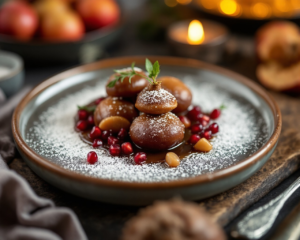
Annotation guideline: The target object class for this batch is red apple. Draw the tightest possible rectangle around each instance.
[76,0,120,30]
[256,21,300,67]
[40,11,84,41]
[0,1,38,40]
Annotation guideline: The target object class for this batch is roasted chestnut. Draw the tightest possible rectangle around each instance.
[106,68,149,97]
[158,76,192,113]
[94,97,138,126]
[135,83,177,115]
[122,199,226,240]
[130,112,185,151]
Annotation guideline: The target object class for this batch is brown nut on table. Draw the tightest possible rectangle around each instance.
[122,199,226,240]
[158,76,192,113]
[94,97,138,126]
[106,69,148,97]
[129,112,184,151]
[135,83,177,115]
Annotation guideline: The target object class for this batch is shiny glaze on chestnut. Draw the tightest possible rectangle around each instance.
[158,76,192,113]
[76,100,215,163]
[106,71,149,97]
[129,112,185,151]
[78,127,194,164]
[94,97,138,126]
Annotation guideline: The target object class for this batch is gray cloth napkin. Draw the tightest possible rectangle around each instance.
[0,88,87,240]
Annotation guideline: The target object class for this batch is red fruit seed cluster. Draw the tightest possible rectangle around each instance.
[83,104,222,165]
[183,106,222,145]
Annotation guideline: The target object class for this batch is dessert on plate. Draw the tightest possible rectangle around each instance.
[75,59,223,167]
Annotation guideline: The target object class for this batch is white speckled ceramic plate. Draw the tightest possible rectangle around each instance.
[12,56,281,205]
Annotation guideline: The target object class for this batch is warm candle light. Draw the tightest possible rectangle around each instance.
[187,20,205,45]
[220,0,237,15]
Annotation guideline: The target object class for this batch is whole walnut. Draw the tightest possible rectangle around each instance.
[122,199,226,240]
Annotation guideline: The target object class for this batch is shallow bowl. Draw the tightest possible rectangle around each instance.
[12,56,281,205]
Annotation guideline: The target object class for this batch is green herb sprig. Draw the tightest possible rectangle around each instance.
[220,104,226,110]
[77,105,96,112]
[107,58,160,88]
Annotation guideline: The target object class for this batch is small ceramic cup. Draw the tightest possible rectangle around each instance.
[0,50,24,97]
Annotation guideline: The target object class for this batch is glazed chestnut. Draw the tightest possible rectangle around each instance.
[130,112,185,151]
[94,97,138,126]
[158,76,192,113]
[135,83,177,115]
[106,68,149,97]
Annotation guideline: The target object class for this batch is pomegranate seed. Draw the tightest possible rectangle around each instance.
[190,134,201,145]
[209,123,219,134]
[118,128,128,140]
[210,109,221,120]
[95,97,105,105]
[87,115,94,126]
[134,152,147,165]
[90,126,102,139]
[191,124,203,134]
[179,116,191,128]
[108,136,119,145]
[197,114,210,123]
[187,106,202,121]
[109,144,121,156]
[87,151,98,164]
[201,130,212,140]
[101,130,110,141]
[121,142,133,155]
[76,120,88,131]
[78,110,88,120]
[92,139,103,148]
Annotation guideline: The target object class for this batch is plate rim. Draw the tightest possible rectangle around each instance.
[12,56,282,189]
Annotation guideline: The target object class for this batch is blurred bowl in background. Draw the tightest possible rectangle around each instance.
[0,20,125,65]
[0,50,23,97]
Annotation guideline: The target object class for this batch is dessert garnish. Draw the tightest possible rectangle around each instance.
[107,59,161,88]
[74,58,224,167]
[165,152,180,167]
[121,199,226,240]
[87,151,98,164]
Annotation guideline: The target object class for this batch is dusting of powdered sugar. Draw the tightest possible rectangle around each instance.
[25,76,269,183]
[138,87,176,106]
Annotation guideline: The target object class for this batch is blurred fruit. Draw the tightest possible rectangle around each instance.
[256,21,300,67]
[40,11,84,41]
[77,0,120,30]
[0,1,38,40]
[256,21,300,92]
[34,0,68,17]
[257,62,300,92]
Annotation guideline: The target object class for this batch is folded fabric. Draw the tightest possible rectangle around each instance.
[0,87,87,240]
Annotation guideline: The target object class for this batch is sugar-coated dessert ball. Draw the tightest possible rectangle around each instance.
[135,83,177,115]
[158,76,192,113]
[129,112,185,151]
[106,68,149,97]
[94,97,138,126]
